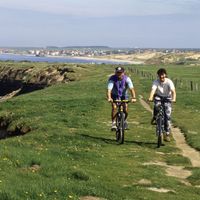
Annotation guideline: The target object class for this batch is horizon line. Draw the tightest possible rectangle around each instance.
[1,46,200,50]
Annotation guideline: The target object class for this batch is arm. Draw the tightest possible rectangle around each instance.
[171,88,176,102]
[148,88,156,101]
[148,81,157,101]
[169,79,176,102]
[107,89,113,102]
[129,88,136,103]
[126,77,136,102]
[107,80,114,102]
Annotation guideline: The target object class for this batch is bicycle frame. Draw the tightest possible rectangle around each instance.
[154,96,171,148]
[113,100,129,144]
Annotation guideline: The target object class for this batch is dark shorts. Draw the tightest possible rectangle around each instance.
[111,94,128,100]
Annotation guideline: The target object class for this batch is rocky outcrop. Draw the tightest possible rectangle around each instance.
[0,63,78,96]
[0,63,82,138]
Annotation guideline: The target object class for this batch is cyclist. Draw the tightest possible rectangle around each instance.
[148,68,176,142]
[107,66,136,130]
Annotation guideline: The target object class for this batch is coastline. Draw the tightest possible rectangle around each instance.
[0,52,144,64]
[71,56,144,64]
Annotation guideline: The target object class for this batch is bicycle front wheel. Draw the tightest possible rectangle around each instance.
[116,115,120,142]
[117,112,125,144]
[156,115,163,148]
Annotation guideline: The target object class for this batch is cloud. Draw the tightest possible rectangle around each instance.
[0,0,200,17]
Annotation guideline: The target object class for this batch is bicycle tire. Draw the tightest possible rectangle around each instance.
[115,113,120,141]
[118,112,125,144]
[157,115,163,148]
[115,115,120,142]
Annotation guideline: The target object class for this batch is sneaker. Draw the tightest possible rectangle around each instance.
[151,117,156,125]
[111,122,117,131]
[124,121,128,130]
[164,133,170,142]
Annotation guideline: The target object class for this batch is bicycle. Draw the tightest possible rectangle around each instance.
[113,100,129,144]
[150,96,171,148]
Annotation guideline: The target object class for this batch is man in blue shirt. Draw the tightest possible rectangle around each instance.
[107,66,136,130]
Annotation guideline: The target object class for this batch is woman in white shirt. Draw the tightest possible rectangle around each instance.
[148,68,176,142]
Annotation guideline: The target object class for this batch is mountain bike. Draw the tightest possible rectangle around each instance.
[113,100,129,144]
[151,96,171,148]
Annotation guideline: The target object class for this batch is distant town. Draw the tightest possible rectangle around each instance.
[0,46,200,58]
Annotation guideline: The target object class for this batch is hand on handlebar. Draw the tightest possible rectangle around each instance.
[107,98,113,103]
[131,98,137,103]
[148,98,153,102]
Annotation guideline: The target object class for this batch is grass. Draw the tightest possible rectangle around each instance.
[0,63,200,199]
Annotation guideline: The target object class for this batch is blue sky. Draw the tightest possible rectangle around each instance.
[0,0,200,48]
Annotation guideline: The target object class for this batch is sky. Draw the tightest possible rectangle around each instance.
[0,0,200,48]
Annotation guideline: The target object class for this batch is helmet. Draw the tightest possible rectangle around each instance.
[115,66,125,73]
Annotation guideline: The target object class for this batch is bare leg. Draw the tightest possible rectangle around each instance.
[124,103,128,120]
[111,103,117,122]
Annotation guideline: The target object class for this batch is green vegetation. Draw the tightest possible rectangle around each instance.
[0,63,200,199]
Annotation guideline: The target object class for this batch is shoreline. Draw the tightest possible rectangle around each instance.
[0,52,144,64]
[71,56,144,64]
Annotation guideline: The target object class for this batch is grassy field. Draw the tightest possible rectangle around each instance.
[0,63,200,199]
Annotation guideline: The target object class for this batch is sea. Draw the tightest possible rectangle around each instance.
[0,53,129,64]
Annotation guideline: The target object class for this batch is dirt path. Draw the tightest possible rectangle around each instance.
[139,96,200,168]
[172,127,200,167]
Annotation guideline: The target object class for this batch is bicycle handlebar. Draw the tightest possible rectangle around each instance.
[113,100,130,103]
[148,96,175,103]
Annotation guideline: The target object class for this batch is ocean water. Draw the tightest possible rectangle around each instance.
[0,53,128,64]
